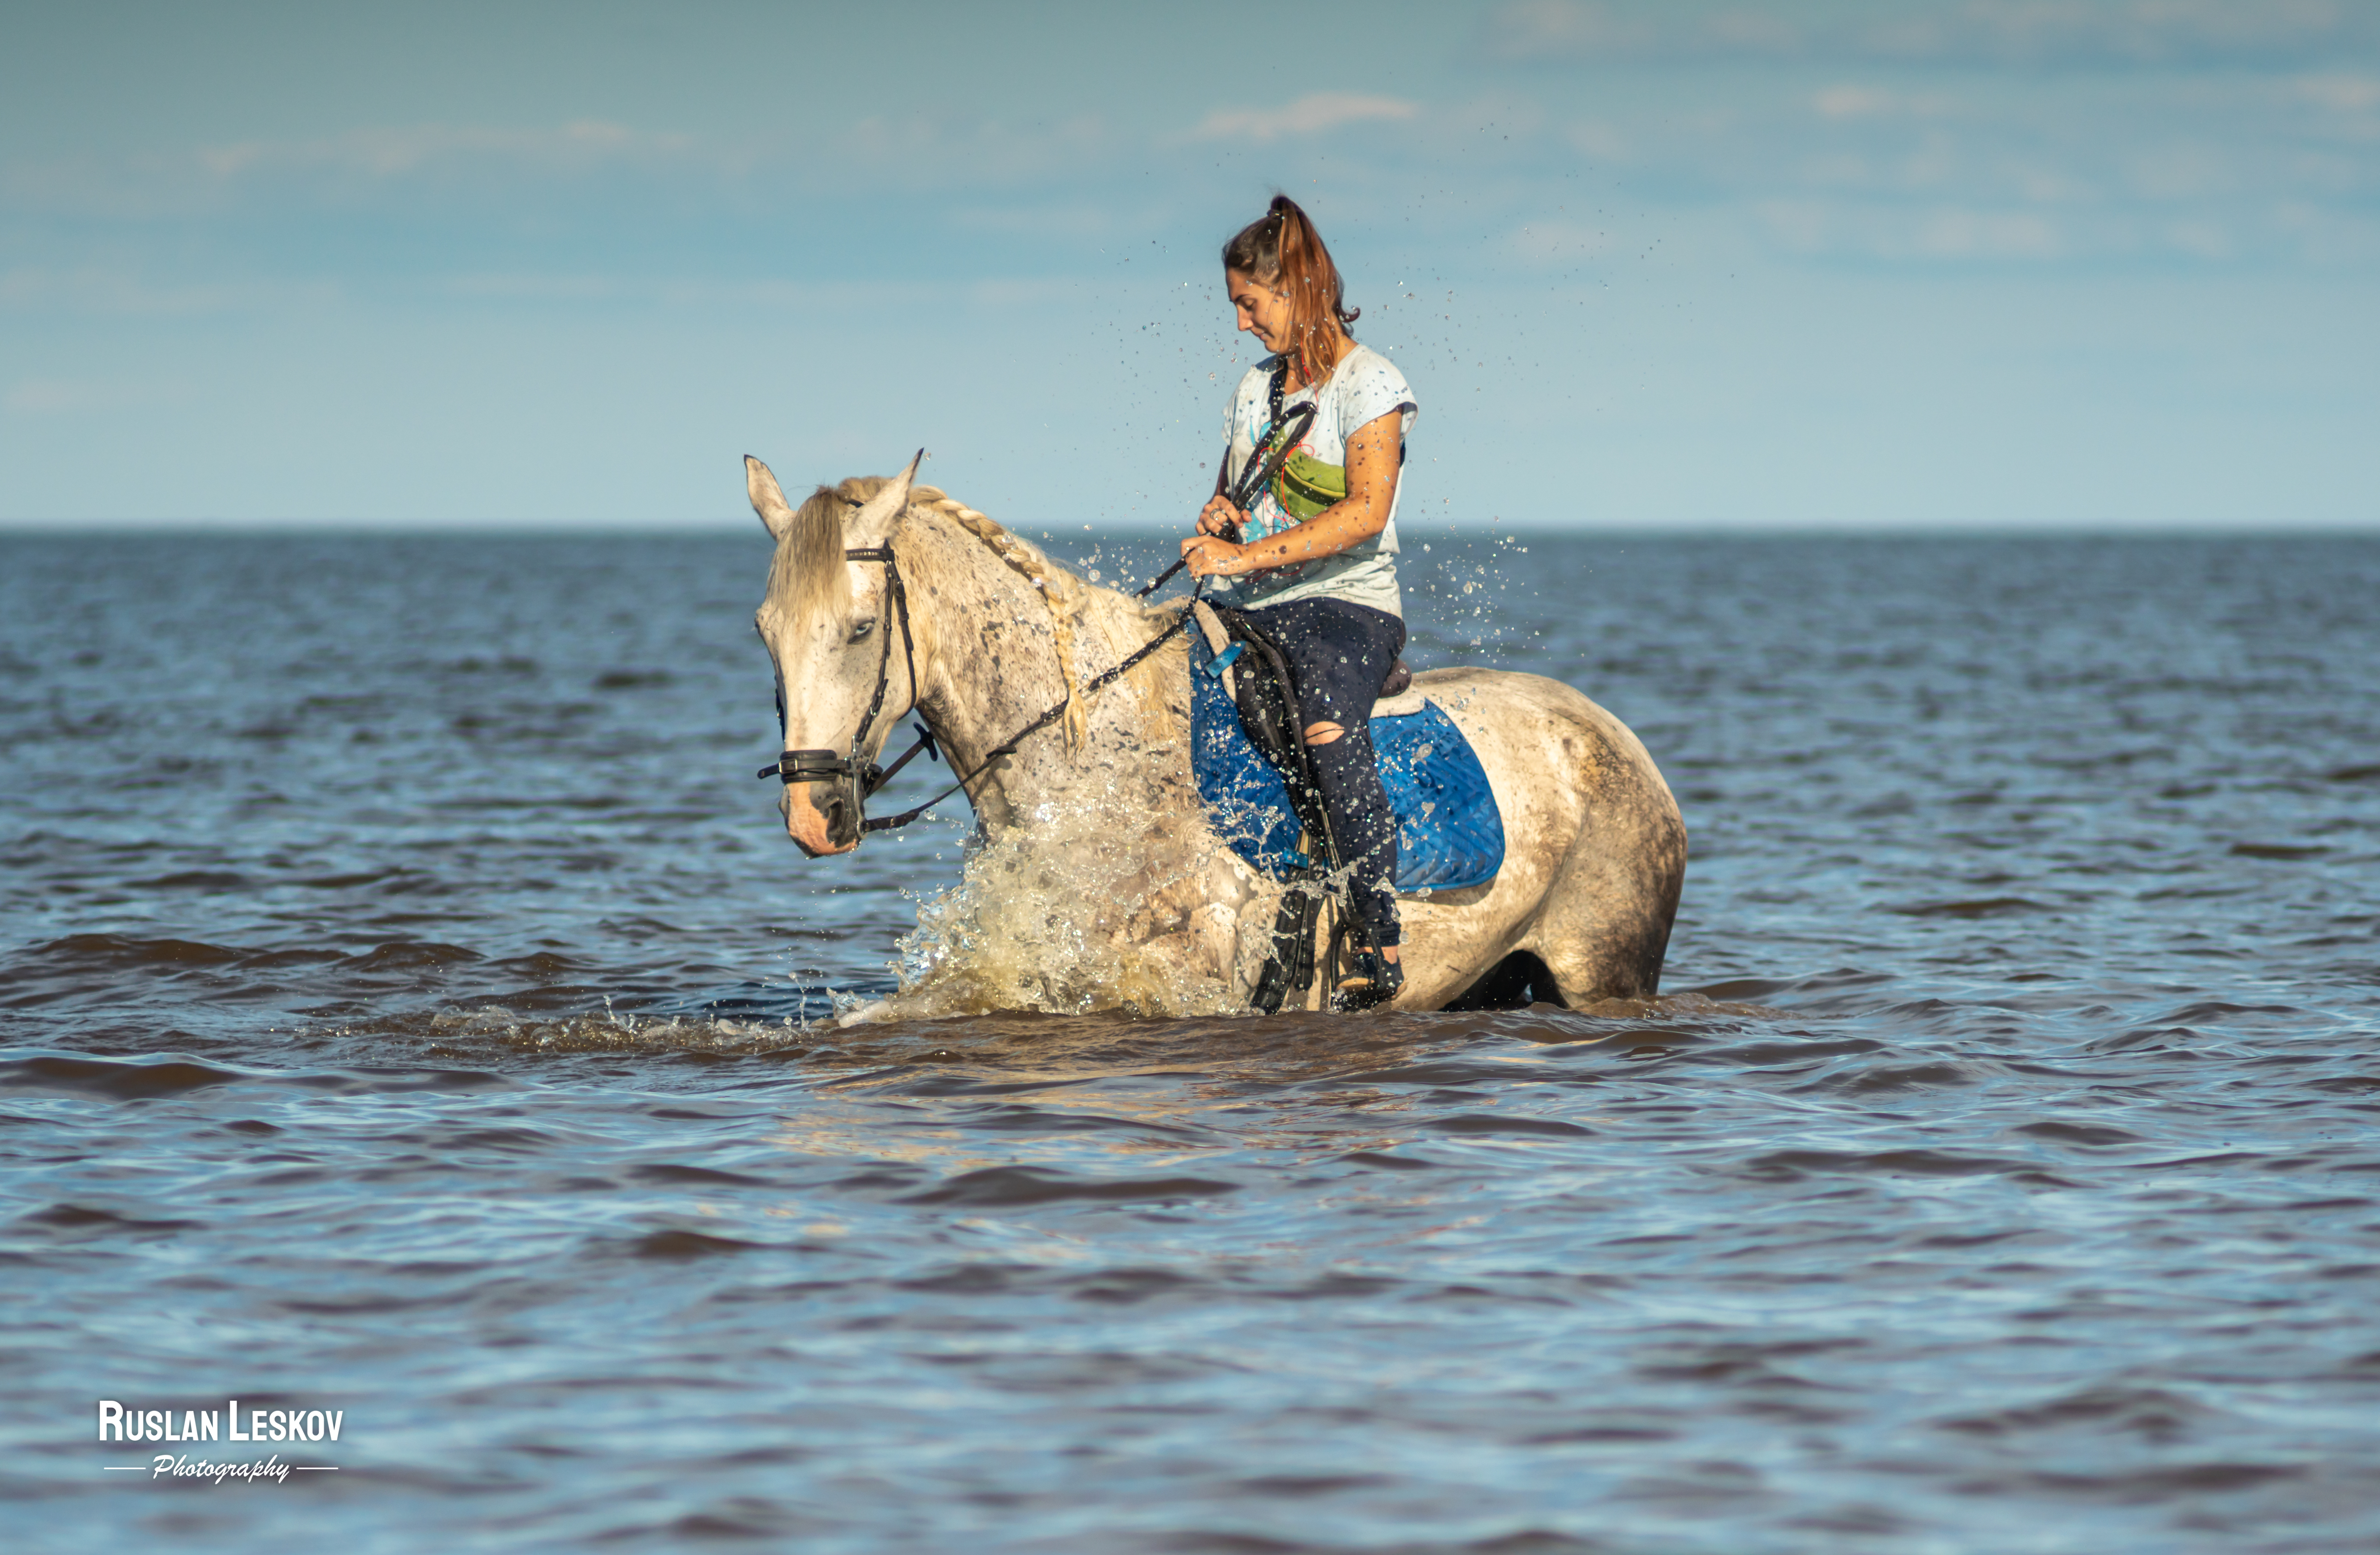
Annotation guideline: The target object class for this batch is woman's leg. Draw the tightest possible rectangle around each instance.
[1305,717,1400,952]
[1239,599,1407,956]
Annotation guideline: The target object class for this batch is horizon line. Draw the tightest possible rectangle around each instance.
[4,519,2376,539]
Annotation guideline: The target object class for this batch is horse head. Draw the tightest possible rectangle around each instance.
[748,450,923,856]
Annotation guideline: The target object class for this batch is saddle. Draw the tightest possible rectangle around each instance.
[1190,602,1408,1013]
[1198,603,1410,772]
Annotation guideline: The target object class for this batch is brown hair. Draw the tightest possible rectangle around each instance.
[1222,195,1359,388]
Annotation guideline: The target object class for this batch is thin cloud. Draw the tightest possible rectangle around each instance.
[2298,74,2380,112]
[835,112,1114,189]
[1481,0,2380,68]
[1860,0,2374,67]
[1189,93,1419,143]
[5,112,1114,222]
[1761,199,2069,261]
[2296,72,2380,135]
[1481,1,1658,60]
[196,120,690,181]
[0,121,704,222]
[0,265,324,317]
[1813,85,1950,121]
[1506,217,1616,268]
[4,375,189,414]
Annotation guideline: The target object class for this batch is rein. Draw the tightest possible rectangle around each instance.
[756,537,1194,837]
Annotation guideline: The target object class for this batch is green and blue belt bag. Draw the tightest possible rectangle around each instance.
[1270,452,1346,521]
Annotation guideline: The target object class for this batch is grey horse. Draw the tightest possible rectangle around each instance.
[748,452,1686,1016]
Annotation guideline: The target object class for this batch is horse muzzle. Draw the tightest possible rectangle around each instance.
[784,779,860,855]
[759,749,879,856]
[760,750,863,854]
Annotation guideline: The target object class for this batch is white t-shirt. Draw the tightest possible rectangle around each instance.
[1217,344,1415,617]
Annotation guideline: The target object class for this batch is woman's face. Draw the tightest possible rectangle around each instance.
[1227,268,1294,354]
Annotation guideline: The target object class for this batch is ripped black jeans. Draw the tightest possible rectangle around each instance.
[1238,597,1407,949]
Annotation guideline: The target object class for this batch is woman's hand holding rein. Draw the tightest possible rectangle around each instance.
[1181,495,1249,579]
[1181,408,1402,581]
[1197,495,1245,539]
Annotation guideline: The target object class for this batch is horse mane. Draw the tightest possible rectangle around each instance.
[767,474,1087,618]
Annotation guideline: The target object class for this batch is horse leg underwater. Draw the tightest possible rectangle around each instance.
[1389,669,1687,1009]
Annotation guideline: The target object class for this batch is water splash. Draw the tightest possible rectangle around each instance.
[875,763,1252,1021]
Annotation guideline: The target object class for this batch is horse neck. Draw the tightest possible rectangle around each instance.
[895,508,1190,832]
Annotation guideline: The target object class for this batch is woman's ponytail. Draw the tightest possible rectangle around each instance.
[1223,195,1359,388]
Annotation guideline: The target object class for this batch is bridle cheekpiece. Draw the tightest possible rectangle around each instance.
[755,543,942,833]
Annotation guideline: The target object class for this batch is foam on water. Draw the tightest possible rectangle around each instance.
[884,760,1253,1021]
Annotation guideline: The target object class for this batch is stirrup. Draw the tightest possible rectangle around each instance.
[1333,949,1404,1012]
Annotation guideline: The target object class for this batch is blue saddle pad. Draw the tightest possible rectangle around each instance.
[1189,629,1505,892]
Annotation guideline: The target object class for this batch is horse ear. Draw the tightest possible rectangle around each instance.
[746,455,796,541]
[849,449,926,544]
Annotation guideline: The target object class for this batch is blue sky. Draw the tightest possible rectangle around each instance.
[3,0,2375,529]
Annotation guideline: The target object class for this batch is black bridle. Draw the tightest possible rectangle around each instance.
[754,544,928,822]
[757,539,1196,837]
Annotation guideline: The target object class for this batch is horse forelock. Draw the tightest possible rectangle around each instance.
[764,477,902,628]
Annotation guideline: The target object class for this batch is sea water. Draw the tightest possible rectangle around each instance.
[4,530,2377,1552]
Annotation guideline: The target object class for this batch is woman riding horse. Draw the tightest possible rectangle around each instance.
[1177,196,1415,1009]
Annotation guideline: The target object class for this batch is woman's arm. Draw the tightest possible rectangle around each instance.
[1184,409,1403,577]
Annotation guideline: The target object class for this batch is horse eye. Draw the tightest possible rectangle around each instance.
[849,618,876,642]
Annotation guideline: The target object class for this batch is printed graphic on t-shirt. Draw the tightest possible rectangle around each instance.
[1220,345,1416,617]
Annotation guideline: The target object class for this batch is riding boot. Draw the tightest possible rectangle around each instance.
[1334,948,1404,1011]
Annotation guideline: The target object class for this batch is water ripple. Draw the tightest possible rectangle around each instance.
[4,532,2380,1551]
